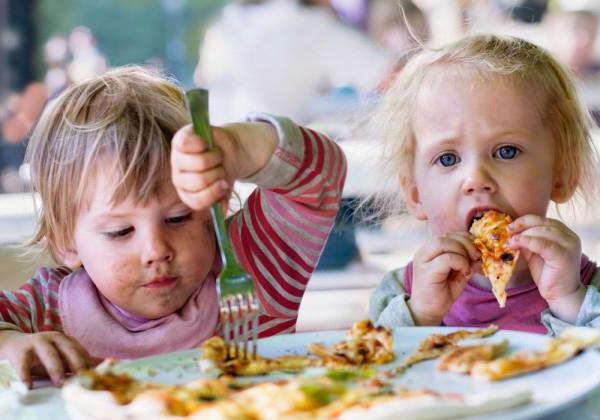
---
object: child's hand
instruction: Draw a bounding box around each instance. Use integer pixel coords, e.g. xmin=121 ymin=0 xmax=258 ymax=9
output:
xmin=0 ymin=330 xmax=98 ymax=388
xmin=171 ymin=125 xmax=233 ymax=211
xmin=409 ymin=233 xmax=481 ymax=325
xmin=171 ymin=122 xmax=277 ymax=211
xmin=508 ymin=215 xmax=585 ymax=322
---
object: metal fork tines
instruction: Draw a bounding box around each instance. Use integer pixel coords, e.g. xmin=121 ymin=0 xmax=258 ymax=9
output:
xmin=186 ymin=88 xmax=260 ymax=361
xmin=220 ymin=292 xmax=260 ymax=360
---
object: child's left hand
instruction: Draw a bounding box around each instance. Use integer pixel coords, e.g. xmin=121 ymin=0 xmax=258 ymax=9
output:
xmin=508 ymin=215 xmax=586 ymax=322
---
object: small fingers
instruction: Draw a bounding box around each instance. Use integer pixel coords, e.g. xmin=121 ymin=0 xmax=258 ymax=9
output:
xmin=34 ymin=340 xmax=66 ymax=387
xmin=447 ymin=232 xmax=481 ymax=261
xmin=418 ymin=251 xmax=472 ymax=285
xmin=509 ymin=214 xmax=561 ymax=234
xmin=172 ymin=148 xmax=223 ymax=173
xmin=173 ymin=167 xmax=227 ymax=193
xmin=13 ymin=349 xmax=34 ymax=389
xmin=508 ymin=234 xmax=563 ymax=259
xmin=418 ymin=234 xmax=479 ymax=264
xmin=52 ymin=335 xmax=92 ymax=374
xmin=178 ymin=179 xmax=230 ymax=211
xmin=432 ymin=252 xmax=473 ymax=279
xmin=172 ymin=125 xmax=213 ymax=154
xmin=509 ymin=225 xmax=576 ymax=250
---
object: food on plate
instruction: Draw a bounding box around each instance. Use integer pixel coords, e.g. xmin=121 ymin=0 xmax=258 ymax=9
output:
xmin=200 ymin=320 xmax=394 ymax=376
xmin=385 ymin=325 xmax=499 ymax=376
xmin=200 ymin=335 xmax=316 ymax=376
xmin=469 ymin=210 xmax=519 ymax=307
xmin=471 ymin=327 xmax=600 ymax=381
xmin=62 ymin=367 xmax=531 ymax=419
xmin=307 ymin=319 xmax=395 ymax=366
xmin=437 ymin=340 xmax=509 ymax=373
xmin=62 ymin=325 xmax=600 ymax=419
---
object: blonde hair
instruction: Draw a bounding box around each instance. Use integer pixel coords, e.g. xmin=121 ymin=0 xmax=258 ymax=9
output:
xmin=25 ymin=66 xmax=189 ymax=263
xmin=370 ymin=33 xmax=599 ymax=220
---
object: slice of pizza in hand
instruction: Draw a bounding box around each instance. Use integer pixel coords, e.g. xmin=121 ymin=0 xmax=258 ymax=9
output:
xmin=469 ymin=210 xmax=520 ymax=308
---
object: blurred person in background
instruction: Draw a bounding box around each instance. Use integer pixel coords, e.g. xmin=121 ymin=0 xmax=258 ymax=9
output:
xmin=368 ymin=0 xmax=429 ymax=56
xmin=195 ymin=0 xmax=393 ymax=125
xmin=0 ymin=26 xmax=108 ymax=194
xmin=67 ymin=26 xmax=108 ymax=84
xmin=543 ymin=8 xmax=600 ymax=80
xmin=367 ymin=0 xmax=430 ymax=91
xmin=44 ymin=35 xmax=71 ymax=97
xmin=0 ymin=83 xmax=48 ymax=193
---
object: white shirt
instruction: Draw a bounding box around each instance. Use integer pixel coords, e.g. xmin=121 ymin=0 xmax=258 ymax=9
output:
xmin=196 ymin=0 xmax=393 ymax=124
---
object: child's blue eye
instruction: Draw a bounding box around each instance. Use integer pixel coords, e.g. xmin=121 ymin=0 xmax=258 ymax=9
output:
xmin=436 ymin=153 xmax=459 ymax=167
xmin=495 ymin=146 xmax=520 ymax=160
xmin=167 ymin=213 xmax=192 ymax=225
xmin=105 ymin=227 xmax=133 ymax=239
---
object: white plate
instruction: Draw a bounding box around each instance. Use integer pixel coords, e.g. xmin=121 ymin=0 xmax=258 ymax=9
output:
xmin=111 ymin=327 xmax=600 ymax=420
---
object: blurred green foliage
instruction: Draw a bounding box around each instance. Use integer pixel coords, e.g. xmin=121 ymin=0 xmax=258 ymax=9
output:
xmin=36 ymin=0 xmax=227 ymax=85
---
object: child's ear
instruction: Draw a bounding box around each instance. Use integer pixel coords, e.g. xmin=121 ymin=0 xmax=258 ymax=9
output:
xmin=551 ymin=166 xmax=577 ymax=204
xmin=60 ymin=247 xmax=82 ymax=269
xmin=400 ymin=176 xmax=428 ymax=221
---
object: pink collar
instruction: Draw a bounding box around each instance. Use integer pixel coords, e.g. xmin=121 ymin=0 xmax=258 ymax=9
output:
xmin=59 ymin=268 xmax=220 ymax=359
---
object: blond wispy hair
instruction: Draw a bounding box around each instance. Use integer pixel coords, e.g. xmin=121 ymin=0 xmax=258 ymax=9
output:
xmin=25 ymin=66 xmax=189 ymax=263
xmin=369 ymin=33 xmax=600 ymax=220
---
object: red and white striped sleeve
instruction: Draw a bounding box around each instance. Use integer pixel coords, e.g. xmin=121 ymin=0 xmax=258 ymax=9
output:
xmin=0 ymin=267 xmax=69 ymax=333
xmin=229 ymin=114 xmax=347 ymax=337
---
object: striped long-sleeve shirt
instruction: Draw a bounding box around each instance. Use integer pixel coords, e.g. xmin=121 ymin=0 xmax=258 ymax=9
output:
xmin=0 ymin=114 xmax=347 ymax=339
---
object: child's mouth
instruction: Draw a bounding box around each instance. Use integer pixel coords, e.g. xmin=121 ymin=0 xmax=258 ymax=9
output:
xmin=144 ymin=276 xmax=177 ymax=289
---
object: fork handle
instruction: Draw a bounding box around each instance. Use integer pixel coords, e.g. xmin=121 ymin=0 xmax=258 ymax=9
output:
xmin=186 ymin=89 xmax=238 ymax=269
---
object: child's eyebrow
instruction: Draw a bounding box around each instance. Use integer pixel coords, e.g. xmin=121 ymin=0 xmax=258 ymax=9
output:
xmin=419 ymin=137 xmax=461 ymax=156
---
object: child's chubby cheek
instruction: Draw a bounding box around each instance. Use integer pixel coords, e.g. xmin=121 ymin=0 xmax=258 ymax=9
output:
xmin=427 ymin=215 xmax=464 ymax=235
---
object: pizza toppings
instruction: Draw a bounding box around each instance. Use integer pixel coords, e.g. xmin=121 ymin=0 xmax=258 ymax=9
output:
xmin=200 ymin=336 xmax=316 ymax=376
xmin=200 ymin=320 xmax=395 ymax=377
xmin=469 ymin=210 xmax=520 ymax=307
xmin=307 ymin=320 xmax=395 ymax=366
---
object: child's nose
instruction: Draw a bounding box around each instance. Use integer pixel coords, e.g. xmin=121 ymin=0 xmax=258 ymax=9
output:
xmin=461 ymin=163 xmax=497 ymax=195
xmin=142 ymin=235 xmax=174 ymax=266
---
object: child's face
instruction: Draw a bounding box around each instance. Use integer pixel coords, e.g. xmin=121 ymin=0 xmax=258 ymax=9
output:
xmin=63 ymin=165 xmax=216 ymax=319
xmin=404 ymin=74 xmax=563 ymax=235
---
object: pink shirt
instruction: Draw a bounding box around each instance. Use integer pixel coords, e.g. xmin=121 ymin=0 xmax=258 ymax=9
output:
xmin=403 ymin=255 xmax=597 ymax=334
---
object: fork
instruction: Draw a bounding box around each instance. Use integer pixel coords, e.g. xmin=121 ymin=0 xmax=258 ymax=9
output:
xmin=186 ymin=89 xmax=260 ymax=360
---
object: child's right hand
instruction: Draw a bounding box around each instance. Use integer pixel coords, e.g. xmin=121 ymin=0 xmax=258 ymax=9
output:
xmin=171 ymin=122 xmax=278 ymax=211
xmin=0 ymin=330 xmax=98 ymax=388
xmin=408 ymin=233 xmax=481 ymax=326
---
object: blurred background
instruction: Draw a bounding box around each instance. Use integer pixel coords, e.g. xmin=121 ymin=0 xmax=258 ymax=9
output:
xmin=1 ymin=0 xmax=600 ymax=331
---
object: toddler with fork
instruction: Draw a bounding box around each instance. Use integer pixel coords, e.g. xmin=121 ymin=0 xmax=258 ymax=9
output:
xmin=0 ymin=66 xmax=346 ymax=387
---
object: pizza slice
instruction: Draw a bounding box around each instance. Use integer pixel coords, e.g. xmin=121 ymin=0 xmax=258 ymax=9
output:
xmin=437 ymin=340 xmax=508 ymax=373
xmin=471 ymin=327 xmax=600 ymax=381
xmin=385 ymin=325 xmax=499 ymax=376
xmin=199 ymin=335 xmax=316 ymax=376
xmin=469 ymin=210 xmax=520 ymax=307
xmin=307 ymin=319 xmax=395 ymax=366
